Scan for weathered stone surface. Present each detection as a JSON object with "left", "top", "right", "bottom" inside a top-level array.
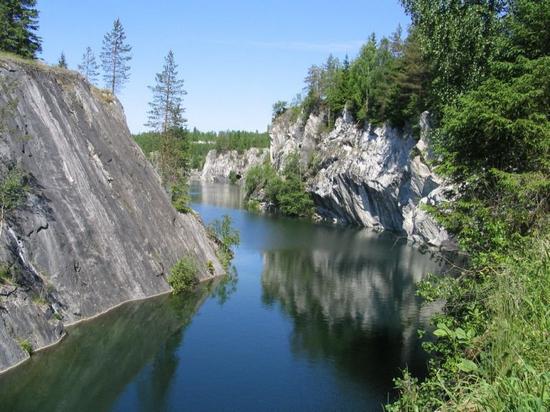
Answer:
[
  {"left": 270, "top": 110, "right": 455, "bottom": 249},
  {"left": 201, "top": 148, "right": 269, "bottom": 183},
  {"left": 0, "top": 56, "right": 223, "bottom": 372}
]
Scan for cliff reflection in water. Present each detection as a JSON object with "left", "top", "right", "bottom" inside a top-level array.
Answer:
[
  {"left": 261, "top": 227, "right": 445, "bottom": 394},
  {"left": 0, "top": 287, "right": 211, "bottom": 412}
]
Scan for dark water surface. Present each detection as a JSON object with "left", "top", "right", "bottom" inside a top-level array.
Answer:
[{"left": 0, "top": 182, "right": 446, "bottom": 411}]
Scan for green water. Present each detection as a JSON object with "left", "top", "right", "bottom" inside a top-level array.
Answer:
[{"left": 0, "top": 182, "right": 447, "bottom": 411}]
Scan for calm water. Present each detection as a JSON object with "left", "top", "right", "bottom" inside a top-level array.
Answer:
[{"left": 0, "top": 182, "right": 446, "bottom": 412}]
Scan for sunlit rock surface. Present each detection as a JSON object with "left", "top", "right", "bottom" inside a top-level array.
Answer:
[
  {"left": 201, "top": 148, "right": 269, "bottom": 183},
  {"left": 0, "top": 56, "right": 222, "bottom": 372},
  {"left": 270, "top": 110, "right": 454, "bottom": 249}
]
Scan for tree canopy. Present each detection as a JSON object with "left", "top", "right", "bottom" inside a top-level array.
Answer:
[{"left": 0, "top": 0, "right": 41, "bottom": 58}]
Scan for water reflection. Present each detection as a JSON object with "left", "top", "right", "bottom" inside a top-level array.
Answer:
[
  {"left": 0, "top": 182, "right": 449, "bottom": 411},
  {"left": 189, "top": 180, "right": 243, "bottom": 209},
  {"left": 0, "top": 288, "right": 210, "bottom": 412},
  {"left": 261, "top": 227, "right": 444, "bottom": 395}
]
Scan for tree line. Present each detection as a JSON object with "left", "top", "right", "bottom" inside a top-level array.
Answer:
[{"left": 273, "top": 23, "right": 429, "bottom": 130}]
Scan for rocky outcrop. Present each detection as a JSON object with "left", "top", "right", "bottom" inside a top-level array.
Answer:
[
  {"left": 201, "top": 148, "right": 269, "bottom": 183},
  {"left": 270, "top": 111, "right": 455, "bottom": 249},
  {"left": 0, "top": 56, "right": 223, "bottom": 373}
]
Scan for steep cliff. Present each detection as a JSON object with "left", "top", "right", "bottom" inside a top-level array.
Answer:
[
  {"left": 201, "top": 148, "right": 269, "bottom": 183},
  {"left": 0, "top": 55, "right": 223, "bottom": 373},
  {"left": 270, "top": 111, "right": 455, "bottom": 249}
]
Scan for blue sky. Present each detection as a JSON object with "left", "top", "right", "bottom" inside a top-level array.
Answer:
[{"left": 37, "top": 0, "right": 409, "bottom": 133}]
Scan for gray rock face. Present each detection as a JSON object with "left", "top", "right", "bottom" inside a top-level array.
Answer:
[
  {"left": 270, "top": 111, "right": 455, "bottom": 249},
  {"left": 0, "top": 57, "right": 223, "bottom": 372},
  {"left": 201, "top": 148, "right": 269, "bottom": 183}
]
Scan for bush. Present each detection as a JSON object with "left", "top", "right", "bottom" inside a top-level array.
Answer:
[
  {"left": 168, "top": 257, "right": 199, "bottom": 294},
  {"left": 244, "top": 155, "right": 314, "bottom": 218},
  {"left": 0, "top": 263, "right": 11, "bottom": 284},
  {"left": 171, "top": 177, "right": 191, "bottom": 214},
  {"left": 208, "top": 215, "right": 240, "bottom": 270},
  {"left": 0, "top": 167, "right": 27, "bottom": 212},
  {"left": 19, "top": 339, "right": 32, "bottom": 355},
  {"left": 228, "top": 170, "right": 238, "bottom": 184}
]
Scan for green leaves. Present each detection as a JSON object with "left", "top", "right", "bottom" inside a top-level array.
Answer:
[
  {"left": 433, "top": 323, "right": 475, "bottom": 344},
  {"left": 0, "top": 0, "right": 42, "bottom": 58},
  {"left": 457, "top": 359, "right": 478, "bottom": 373}
]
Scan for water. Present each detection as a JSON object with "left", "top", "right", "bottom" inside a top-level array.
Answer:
[{"left": 0, "top": 182, "right": 446, "bottom": 411}]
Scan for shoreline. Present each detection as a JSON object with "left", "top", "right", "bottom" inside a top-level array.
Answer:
[{"left": 0, "top": 272, "right": 219, "bottom": 376}]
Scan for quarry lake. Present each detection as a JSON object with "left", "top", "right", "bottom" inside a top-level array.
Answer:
[{"left": 0, "top": 182, "right": 447, "bottom": 411}]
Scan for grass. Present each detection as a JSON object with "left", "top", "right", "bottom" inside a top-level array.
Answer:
[
  {"left": 388, "top": 230, "right": 550, "bottom": 411},
  {"left": 0, "top": 51, "right": 82, "bottom": 79}
]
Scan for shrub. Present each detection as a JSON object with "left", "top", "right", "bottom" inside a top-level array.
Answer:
[
  {"left": 228, "top": 170, "right": 238, "bottom": 184},
  {"left": 244, "top": 155, "right": 315, "bottom": 218},
  {"left": 208, "top": 215, "right": 240, "bottom": 270},
  {"left": 0, "top": 264, "right": 11, "bottom": 284},
  {"left": 168, "top": 257, "right": 199, "bottom": 294},
  {"left": 246, "top": 199, "right": 261, "bottom": 213},
  {"left": 171, "top": 177, "right": 191, "bottom": 214},
  {"left": 19, "top": 339, "right": 32, "bottom": 355}
]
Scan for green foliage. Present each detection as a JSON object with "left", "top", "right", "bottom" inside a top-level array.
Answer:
[
  {"left": 57, "top": 52, "right": 67, "bottom": 69},
  {"left": 272, "top": 100, "right": 288, "bottom": 119},
  {"left": 0, "top": 0, "right": 41, "bottom": 59},
  {"left": 168, "top": 257, "right": 199, "bottom": 294},
  {"left": 213, "top": 130, "right": 270, "bottom": 154},
  {"left": 0, "top": 264, "right": 11, "bottom": 284},
  {"left": 228, "top": 170, "right": 238, "bottom": 185},
  {"left": 400, "top": 0, "right": 506, "bottom": 111},
  {"left": 171, "top": 176, "right": 191, "bottom": 214},
  {"left": 146, "top": 50, "right": 187, "bottom": 132},
  {"left": 101, "top": 18, "right": 132, "bottom": 94},
  {"left": 19, "top": 339, "right": 32, "bottom": 355},
  {"left": 135, "top": 129, "right": 269, "bottom": 171},
  {"left": 276, "top": 25, "right": 427, "bottom": 130},
  {"left": 438, "top": 57, "right": 549, "bottom": 175},
  {"left": 244, "top": 155, "right": 314, "bottom": 218},
  {"left": 246, "top": 199, "right": 261, "bottom": 213},
  {"left": 0, "top": 167, "right": 27, "bottom": 214},
  {"left": 208, "top": 215, "right": 240, "bottom": 270},
  {"left": 388, "top": 1, "right": 550, "bottom": 410},
  {"left": 78, "top": 46, "right": 99, "bottom": 84}
]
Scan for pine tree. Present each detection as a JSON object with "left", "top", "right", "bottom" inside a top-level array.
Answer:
[
  {"left": 78, "top": 47, "right": 99, "bottom": 84},
  {"left": 100, "top": 18, "right": 132, "bottom": 94},
  {"left": 57, "top": 52, "right": 67, "bottom": 68},
  {"left": 146, "top": 50, "right": 187, "bottom": 132},
  {"left": 0, "top": 0, "right": 41, "bottom": 58}
]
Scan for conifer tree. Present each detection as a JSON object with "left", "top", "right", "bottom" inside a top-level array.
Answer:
[
  {"left": 100, "top": 18, "right": 132, "bottom": 94},
  {"left": 78, "top": 47, "right": 99, "bottom": 84},
  {"left": 0, "top": 0, "right": 41, "bottom": 58},
  {"left": 57, "top": 52, "right": 67, "bottom": 68},
  {"left": 146, "top": 50, "right": 187, "bottom": 132}
]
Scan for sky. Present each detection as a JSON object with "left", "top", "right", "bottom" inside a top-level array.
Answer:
[{"left": 36, "top": 0, "right": 410, "bottom": 134}]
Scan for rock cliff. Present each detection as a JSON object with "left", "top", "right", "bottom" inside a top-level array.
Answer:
[
  {"left": 201, "top": 148, "right": 268, "bottom": 183},
  {"left": 270, "top": 110, "right": 455, "bottom": 249},
  {"left": 0, "top": 55, "right": 223, "bottom": 373}
]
